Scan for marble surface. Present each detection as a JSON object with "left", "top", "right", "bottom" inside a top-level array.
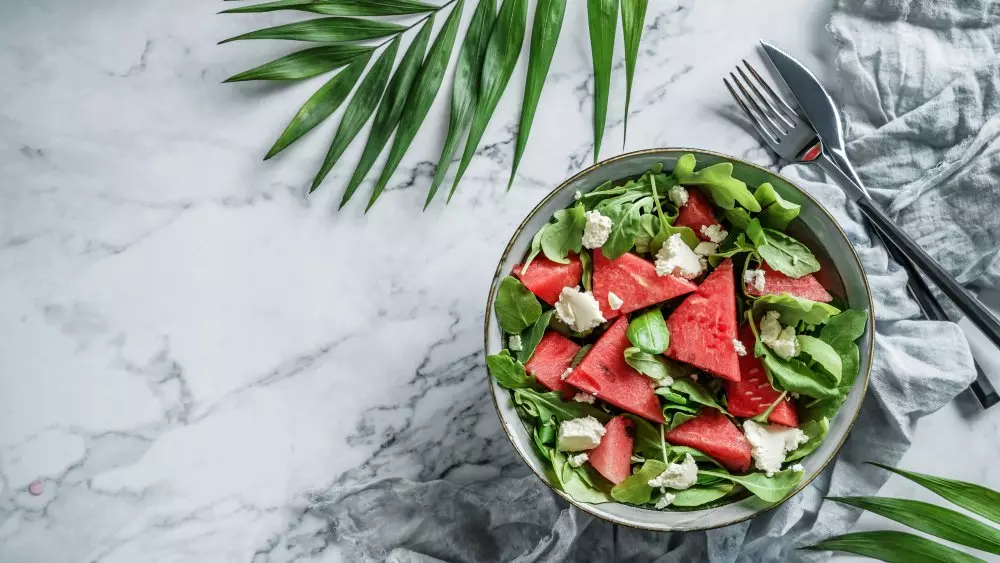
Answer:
[{"left": 1, "top": 0, "right": 998, "bottom": 561}]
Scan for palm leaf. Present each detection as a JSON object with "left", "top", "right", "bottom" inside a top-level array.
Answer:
[
  {"left": 339, "top": 17, "right": 433, "bottom": 207},
  {"left": 366, "top": 1, "right": 465, "bottom": 210},
  {"left": 870, "top": 462, "right": 1000, "bottom": 525},
  {"left": 619, "top": 0, "right": 646, "bottom": 144},
  {"left": 219, "top": 16, "right": 405, "bottom": 43},
  {"left": 265, "top": 53, "right": 372, "bottom": 159},
  {"left": 803, "top": 531, "right": 986, "bottom": 563},
  {"left": 223, "top": 44, "right": 373, "bottom": 82},
  {"left": 586, "top": 0, "right": 618, "bottom": 162},
  {"left": 424, "top": 0, "right": 496, "bottom": 208},
  {"left": 221, "top": 0, "right": 437, "bottom": 15},
  {"left": 830, "top": 496, "right": 1000, "bottom": 555},
  {"left": 448, "top": 0, "right": 528, "bottom": 200},
  {"left": 311, "top": 38, "right": 399, "bottom": 192},
  {"left": 507, "top": 0, "right": 566, "bottom": 189}
]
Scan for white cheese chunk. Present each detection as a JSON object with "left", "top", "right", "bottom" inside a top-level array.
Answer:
[
  {"left": 667, "top": 185, "right": 689, "bottom": 208},
  {"left": 655, "top": 234, "right": 704, "bottom": 279},
  {"left": 743, "top": 420, "right": 809, "bottom": 477},
  {"left": 556, "top": 416, "right": 607, "bottom": 452},
  {"left": 572, "top": 393, "right": 596, "bottom": 404},
  {"left": 607, "top": 291, "right": 624, "bottom": 311},
  {"left": 508, "top": 335, "right": 522, "bottom": 352},
  {"left": 658, "top": 375, "right": 675, "bottom": 388},
  {"left": 582, "top": 210, "right": 613, "bottom": 249},
  {"left": 567, "top": 453, "right": 589, "bottom": 468},
  {"left": 700, "top": 224, "right": 728, "bottom": 244},
  {"left": 555, "top": 286, "right": 606, "bottom": 332},
  {"left": 574, "top": 190, "right": 582, "bottom": 201},
  {"left": 654, "top": 492, "right": 676, "bottom": 509},
  {"left": 647, "top": 454, "right": 698, "bottom": 491},
  {"left": 759, "top": 310, "right": 800, "bottom": 359},
  {"left": 694, "top": 241, "right": 718, "bottom": 256},
  {"left": 790, "top": 463, "right": 804, "bottom": 472},
  {"left": 560, "top": 367, "right": 573, "bottom": 381},
  {"left": 732, "top": 338, "right": 747, "bottom": 357},
  {"left": 743, "top": 268, "right": 766, "bottom": 292}
]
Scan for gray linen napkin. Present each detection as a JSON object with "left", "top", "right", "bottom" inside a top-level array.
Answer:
[{"left": 309, "top": 0, "right": 995, "bottom": 559}]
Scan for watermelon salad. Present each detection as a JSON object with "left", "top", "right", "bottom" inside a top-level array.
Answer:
[{"left": 488, "top": 154, "right": 868, "bottom": 511}]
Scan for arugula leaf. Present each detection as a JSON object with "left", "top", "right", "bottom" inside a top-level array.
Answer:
[
  {"left": 219, "top": 16, "right": 405, "bottom": 43},
  {"left": 758, "top": 340, "right": 839, "bottom": 399},
  {"left": 634, "top": 214, "right": 657, "bottom": 254},
  {"left": 700, "top": 468, "right": 803, "bottom": 503},
  {"left": 620, "top": 0, "right": 648, "bottom": 142},
  {"left": 670, "top": 446, "right": 723, "bottom": 468},
  {"left": 541, "top": 204, "right": 586, "bottom": 264},
  {"left": 672, "top": 154, "right": 761, "bottom": 212},
  {"left": 709, "top": 232, "right": 755, "bottom": 267},
  {"left": 656, "top": 388, "right": 690, "bottom": 404},
  {"left": 517, "top": 310, "right": 554, "bottom": 363},
  {"left": 627, "top": 415, "right": 665, "bottom": 460},
  {"left": 495, "top": 276, "right": 542, "bottom": 333},
  {"left": 486, "top": 350, "right": 531, "bottom": 389},
  {"left": 220, "top": 0, "right": 437, "bottom": 15},
  {"left": 611, "top": 459, "right": 666, "bottom": 504},
  {"left": 513, "top": 388, "right": 609, "bottom": 423},
  {"left": 587, "top": 0, "right": 619, "bottom": 162},
  {"left": 822, "top": 309, "right": 868, "bottom": 393},
  {"left": 223, "top": 44, "right": 373, "bottom": 82},
  {"left": 666, "top": 411, "right": 696, "bottom": 430},
  {"left": 746, "top": 219, "right": 820, "bottom": 278},
  {"left": 601, "top": 197, "right": 650, "bottom": 259},
  {"left": 649, "top": 215, "right": 699, "bottom": 254},
  {"left": 671, "top": 482, "right": 736, "bottom": 507},
  {"left": 670, "top": 379, "right": 727, "bottom": 413},
  {"left": 532, "top": 423, "right": 555, "bottom": 460},
  {"left": 754, "top": 183, "right": 801, "bottom": 231},
  {"left": 570, "top": 344, "right": 593, "bottom": 367},
  {"left": 521, "top": 223, "right": 548, "bottom": 274},
  {"left": 868, "top": 463, "right": 1000, "bottom": 525},
  {"left": 751, "top": 293, "right": 841, "bottom": 326},
  {"left": 724, "top": 207, "right": 751, "bottom": 231},
  {"left": 552, "top": 448, "right": 612, "bottom": 503},
  {"left": 786, "top": 417, "right": 828, "bottom": 462},
  {"left": 797, "top": 335, "right": 843, "bottom": 382},
  {"left": 624, "top": 348, "right": 681, "bottom": 381},
  {"left": 803, "top": 531, "right": 987, "bottom": 563},
  {"left": 580, "top": 250, "right": 593, "bottom": 291},
  {"left": 751, "top": 391, "right": 788, "bottom": 424},
  {"left": 626, "top": 309, "right": 670, "bottom": 354}
]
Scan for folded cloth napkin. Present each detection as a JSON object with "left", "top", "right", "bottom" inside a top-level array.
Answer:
[{"left": 309, "top": 0, "right": 994, "bottom": 559}]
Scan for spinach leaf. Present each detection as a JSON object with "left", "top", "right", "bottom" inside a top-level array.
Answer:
[
  {"left": 666, "top": 411, "right": 696, "bottom": 430},
  {"left": 611, "top": 459, "right": 667, "bottom": 504},
  {"left": 672, "top": 153, "right": 761, "bottom": 212},
  {"left": 724, "top": 207, "right": 751, "bottom": 231},
  {"left": 754, "top": 183, "right": 801, "bottom": 231},
  {"left": 656, "top": 388, "right": 689, "bottom": 404},
  {"left": 634, "top": 214, "right": 658, "bottom": 254},
  {"left": 746, "top": 219, "right": 820, "bottom": 278},
  {"left": 517, "top": 310, "right": 554, "bottom": 363},
  {"left": 486, "top": 350, "right": 531, "bottom": 389},
  {"left": 650, "top": 215, "right": 699, "bottom": 254},
  {"left": 786, "top": 417, "right": 829, "bottom": 462},
  {"left": 495, "top": 276, "right": 542, "bottom": 333},
  {"left": 602, "top": 197, "right": 650, "bottom": 260},
  {"left": 627, "top": 414, "right": 666, "bottom": 460},
  {"left": 551, "top": 448, "right": 611, "bottom": 503},
  {"left": 797, "top": 335, "right": 843, "bottom": 382},
  {"left": 532, "top": 423, "right": 555, "bottom": 461},
  {"left": 521, "top": 222, "right": 548, "bottom": 273},
  {"left": 670, "top": 378, "right": 727, "bottom": 413},
  {"left": 671, "top": 482, "right": 736, "bottom": 507},
  {"left": 751, "top": 293, "right": 841, "bottom": 327},
  {"left": 758, "top": 339, "right": 839, "bottom": 399},
  {"left": 669, "top": 445, "right": 723, "bottom": 468},
  {"left": 802, "top": 309, "right": 868, "bottom": 419},
  {"left": 580, "top": 250, "right": 593, "bottom": 291},
  {"left": 541, "top": 203, "right": 586, "bottom": 264},
  {"left": 513, "top": 388, "right": 609, "bottom": 423},
  {"left": 700, "top": 468, "right": 804, "bottom": 503},
  {"left": 624, "top": 347, "right": 677, "bottom": 381},
  {"left": 626, "top": 309, "right": 670, "bottom": 354}
]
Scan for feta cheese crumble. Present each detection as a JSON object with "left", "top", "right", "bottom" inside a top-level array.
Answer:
[
  {"left": 574, "top": 190, "right": 582, "bottom": 200},
  {"left": 567, "top": 453, "right": 589, "bottom": 468},
  {"left": 607, "top": 291, "right": 624, "bottom": 311},
  {"left": 654, "top": 492, "right": 676, "bottom": 509},
  {"left": 556, "top": 416, "right": 606, "bottom": 452},
  {"left": 560, "top": 367, "right": 573, "bottom": 381},
  {"left": 655, "top": 234, "right": 704, "bottom": 279},
  {"left": 508, "top": 335, "right": 522, "bottom": 352},
  {"left": 700, "top": 224, "right": 728, "bottom": 244},
  {"left": 555, "top": 286, "right": 606, "bottom": 332},
  {"left": 667, "top": 185, "right": 689, "bottom": 208},
  {"left": 694, "top": 241, "right": 718, "bottom": 257},
  {"left": 647, "top": 454, "right": 698, "bottom": 491},
  {"left": 732, "top": 338, "right": 747, "bottom": 357},
  {"left": 658, "top": 375, "right": 675, "bottom": 388},
  {"left": 582, "top": 210, "right": 613, "bottom": 249},
  {"left": 790, "top": 463, "right": 804, "bottom": 472},
  {"left": 572, "top": 393, "right": 596, "bottom": 404},
  {"left": 759, "top": 310, "right": 800, "bottom": 359},
  {"left": 743, "top": 420, "right": 809, "bottom": 476},
  {"left": 743, "top": 268, "right": 766, "bottom": 292}
]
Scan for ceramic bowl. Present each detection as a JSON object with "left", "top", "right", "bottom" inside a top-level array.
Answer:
[{"left": 484, "top": 148, "right": 874, "bottom": 531}]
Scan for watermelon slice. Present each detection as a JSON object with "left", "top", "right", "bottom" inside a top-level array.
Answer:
[
  {"left": 565, "top": 317, "right": 664, "bottom": 423},
  {"left": 664, "top": 259, "right": 740, "bottom": 381},
  {"left": 592, "top": 251, "right": 696, "bottom": 319},
  {"left": 725, "top": 327, "right": 799, "bottom": 427},
  {"left": 745, "top": 263, "right": 833, "bottom": 303},
  {"left": 525, "top": 332, "right": 579, "bottom": 396},
  {"left": 587, "top": 415, "right": 635, "bottom": 485},
  {"left": 666, "top": 409, "right": 752, "bottom": 473},
  {"left": 675, "top": 188, "right": 721, "bottom": 241},
  {"left": 514, "top": 254, "right": 582, "bottom": 306}
]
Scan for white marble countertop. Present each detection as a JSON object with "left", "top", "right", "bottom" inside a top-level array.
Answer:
[{"left": 2, "top": 1, "right": 998, "bottom": 561}]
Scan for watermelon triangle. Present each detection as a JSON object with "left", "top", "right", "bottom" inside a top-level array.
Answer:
[
  {"left": 587, "top": 415, "right": 634, "bottom": 485},
  {"left": 746, "top": 263, "right": 833, "bottom": 303},
  {"left": 565, "top": 317, "right": 664, "bottom": 423},
  {"left": 666, "top": 409, "right": 752, "bottom": 473},
  {"left": 593, "top": 251, "right": 697, "bottom": 319},
  {"left": 675, "top": 188, "right": 720, "bottom": 241},
  {"left": 664, "top": 259, "right": 740, "bottom": 381},
  {"left": 725, "top": 327, "right": 799, "bottom": 427},
  {"left": 525, "top": 332, "right": 579, "bottom": 396},
  {"left": 514, "top": 254, "right": 582, "bottom": 306}
]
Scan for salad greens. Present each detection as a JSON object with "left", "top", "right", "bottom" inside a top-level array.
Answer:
[
  {"left": 495, "top": 276, "right": 542, "bottom": 333},
  {"left": 626, "top": 309, "right": 670, "bottom": 354}
]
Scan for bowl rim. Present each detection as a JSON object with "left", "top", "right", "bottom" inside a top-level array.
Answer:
[{"left": 483, "top": 147, "right": 875, "bottom": 531}]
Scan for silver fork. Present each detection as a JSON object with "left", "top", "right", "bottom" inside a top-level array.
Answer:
[{"left": 725, "top": 59, "right": 1000, "bottom": 409}]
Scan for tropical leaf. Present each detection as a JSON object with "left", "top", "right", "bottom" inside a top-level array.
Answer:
[
  {"left": 264, "top": 53, "right": 372, "bottom": 159},
  {"left": 310, "top": 38, "right": 399, "bottom": 193},
  {"left": 448, "top": 0, "right": 528, "bottom": 200},
  {"left": 508, "top": 0, "right": 566, "bottom": 189},
  {"left": 219, "top": 16, "right": 405, "bottom": 43},
  {"left": 803, "top": 531, "right": 986, "bottom": 563},
  {"left": 223, "top": 44, "right": 373, "bottom": 82},
  {"left": 425, "top": 0, "right": 496, "bottom": 207},
  {"left": 587, "top": 0, "right": 619, "bottom": 162},
  {"left": 339, "top": 17, "right": 433, "bottom": 207},
  {"left": 619, "top": 0, "right": 646, "bottom": 143},
  {"left": 221, "top": 0, "right": 437, "bottom": 16},
  {"left": 869, "top": 462, "right": 1000, "bottom": 525},
  {"left": 367, "top": 1, "right": 465, "bottom": 210}
]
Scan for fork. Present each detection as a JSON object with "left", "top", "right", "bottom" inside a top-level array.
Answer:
[{"left": 725, "top": 60, "right": 1000, "bottom": 409}]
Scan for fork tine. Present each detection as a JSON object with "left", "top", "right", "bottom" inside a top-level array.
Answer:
[
  {"left": 736, "top": 66, "right": 795, "bottom": 130},
  {"left": 729, "top": 71, "right": 786, "bottom": 136},
  {"left": 724, "top": 77, "right": 779, "bottom": 143},
  {"left": 741, "top": 59, "right": 801, "bottom": 121}
]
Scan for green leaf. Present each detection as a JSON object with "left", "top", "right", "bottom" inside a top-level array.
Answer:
[
  {"left": 602, "top": 197, "right": 651, "bottom": 260},
  {"left": 264, "top": 54, "right": 371, "bottom": 159},
  {"left": 513, "top": 388, "right": 609, "bottom": 423},
  {"left": 449, "top": 0, "right": 528, "bottom": 198},
  {"left": 746, "top": 219, "right": 820, "bottom": 278},
  {"left": 666, "top": 410, "right": 696, "bottom": 430},
  {"left": 754, "top": 183, "right": 801, "bottom": 231},
  {"left": 723, "top": 207, "right": 751, "bottom": 231},
  {"left": 587, "top": 0, "right": 619, "bottom": 162},
  {"left": 339, "top": 18, "right": 433, "bottom": 207},
  {"left": 827, "top": 496, "right": 1000, "bottom": 555},
  {"left": 786, "top": 417, "right": 828, "bottom": 462},
  {"left": 709, "top": 232, "right": 755, "bottom": 267},
  {"left": 521, "top": 223, "right": 547, "bottom": 274},
  {"left": 626, "top": 309, "right": 670, "bottom": 354},
  {"left": 627, "top": 415, "right": 665, "bottom": 459},
  {"left": 221, "top": 0, "right": 437, "bottom": 15},
  {"left": 541, "top": 204, "right": 586, "bottom": 264},
  {"left": 619, "top": 0, "right": 647, "bottom": 144},
  {"left": 508, "top": 0, "right": 566, "bottom": 188},
  {"left": 426, "top": 0, "right": 496, "bottom": 207},
  {"left": 671, "top": 482, "right": 736, "bottom": 507},
  {"left": 751, "top": 293, "right": 841, "bottom": 327},
  {"left": 487, "top": 350, "right": 531, "bottom": 389},
  {"left": 624, "top": 347, "right": 680, "bottom": 381},
  {"left": 552, "top": 448, "right": 611, "bottom": 503},
  {"left": 580, "top": 250, "right": 593, "bottom": 291},
  {"left": 821, "top": 308, "right": 868, "bottom": 394},
  {"left": 311, "top": 39, "right": 399, "bottom": 192},
  {"left": 759, "top": 341, "right": 839, "bottom": 399},
  {"left": 518, "top": 310, "right": 554, "bottom": 363},
  {"left": 868, "top": 463, "right": 1000, "bottom": 526},
  {"left": 219, "top": 16, "right": 406, "bottom": 43},
  {"left": 700, "top": 468, "right": 803, "bottom": 503},
  {"left": 367, "top": 1, "right": 465, "bottom": 210},
  {"left": 611, "top": 459, "right": 666, "bottom": 504},
  {"left": 223, "top": 44, "right": 373, "bottom": 82},
  {"left": 797, "top": 335, "right": 842, "bottom": 382},
  {"left": 803, "top": 531, "right": 987, "bottom": 563},
  {"left": 495, "top": 276, "right": 542, "bottom": 334},
  {"left": 670, "top": 379, "right": 727, "bottom": 413},
  {"left": 673, "top": 154, "right": 761, "bottom": 212}
]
